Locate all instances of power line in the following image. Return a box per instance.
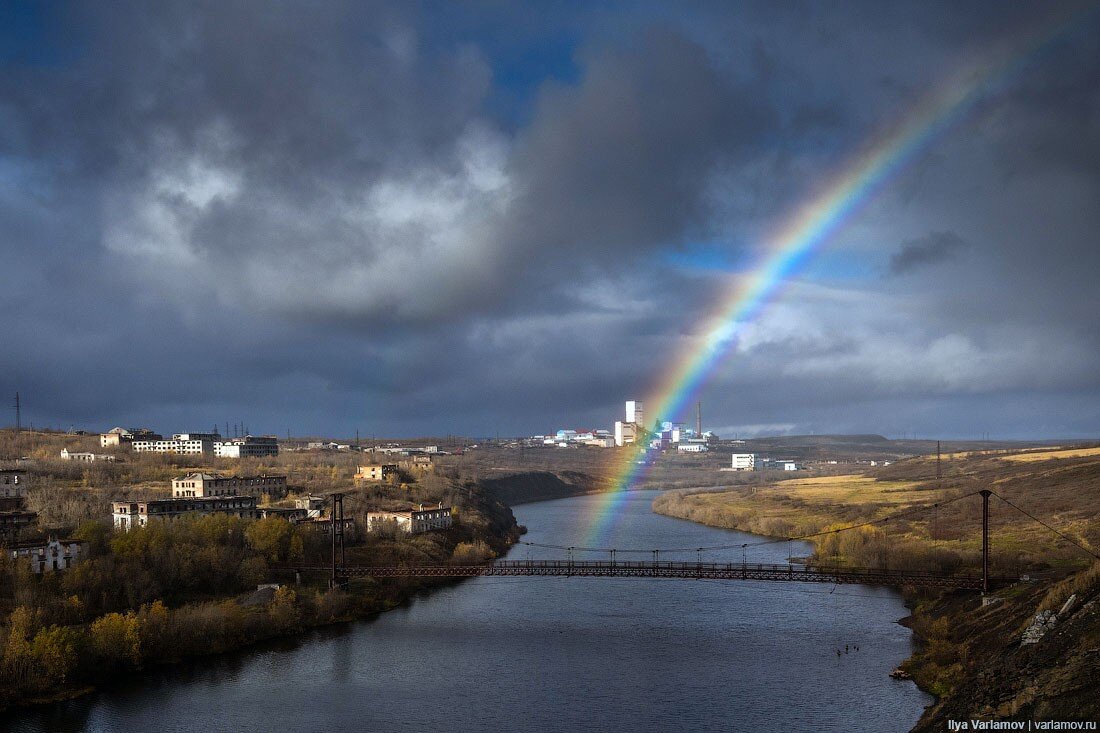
[989,491,1100,561]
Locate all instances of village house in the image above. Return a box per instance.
[112,496,259,529]
[171,472,288,499]
[355,464,399,482]
[366,502,452,535]
[9,537,84,573]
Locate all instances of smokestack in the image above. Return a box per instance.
[696,401,702,436]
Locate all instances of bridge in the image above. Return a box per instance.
[309,488,1100,593]
[298,559,1015,590]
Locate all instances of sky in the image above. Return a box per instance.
[1,0,1098,440]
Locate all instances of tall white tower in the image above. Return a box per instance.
[625,400,643,426]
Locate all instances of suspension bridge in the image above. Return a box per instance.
[309,489,1096,593]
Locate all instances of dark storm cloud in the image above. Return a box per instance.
[888,231,969,276]
[0,1,1098,439]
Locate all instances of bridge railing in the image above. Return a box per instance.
[282,559,1017,589]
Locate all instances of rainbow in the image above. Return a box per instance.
[582,6,1093,549]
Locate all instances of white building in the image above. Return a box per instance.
[677,443,709,453]
[366,502,452,535]
[60,449,115,462]
[625,400,644,427]
[100,427,161,448]
[731,453,757,471]
[9,537,84,573]
[214,435,279,458]
[133,433,220,455]
[614,421,637,447]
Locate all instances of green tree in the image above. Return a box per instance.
[245,517,294,563]
[269,586,301,632]
[90,612,141,669]
[30,625,79,689]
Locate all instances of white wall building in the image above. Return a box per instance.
[731,453,757,471]
[625,400,644,427]
[100,428,161,448]
[133,433,219,455]
[614,421,637,447]
[677,443,709,453]
[60,449,115,462]
[214,435,279,458]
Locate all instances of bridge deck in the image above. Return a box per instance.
[299,560,1015,590]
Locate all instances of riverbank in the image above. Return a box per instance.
[0,473,523,714]
[651,449,1100,728]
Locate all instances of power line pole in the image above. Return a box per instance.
[13,392,20,433]
[330,493,346,589]
[980,490,991,595]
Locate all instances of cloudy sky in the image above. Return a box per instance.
[1,1,1098,440]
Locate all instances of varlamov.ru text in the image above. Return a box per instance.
[948,722,1097,731]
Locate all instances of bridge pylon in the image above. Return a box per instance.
[980,489,991,595]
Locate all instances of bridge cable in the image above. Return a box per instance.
[988,491,1100,561]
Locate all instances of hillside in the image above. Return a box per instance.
[652,446,1100,727]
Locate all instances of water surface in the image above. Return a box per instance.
[5,490,931,732]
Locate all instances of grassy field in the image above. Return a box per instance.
[653,448,1100,574]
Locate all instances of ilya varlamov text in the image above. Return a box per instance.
[948,722,1097,731]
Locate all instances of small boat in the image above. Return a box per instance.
[889,668,912,680]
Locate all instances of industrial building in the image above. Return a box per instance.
[214,435,279,458]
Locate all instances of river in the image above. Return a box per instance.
[6,490,932,732]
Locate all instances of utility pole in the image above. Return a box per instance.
[13,392,20,433]
[980,490,991,595]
